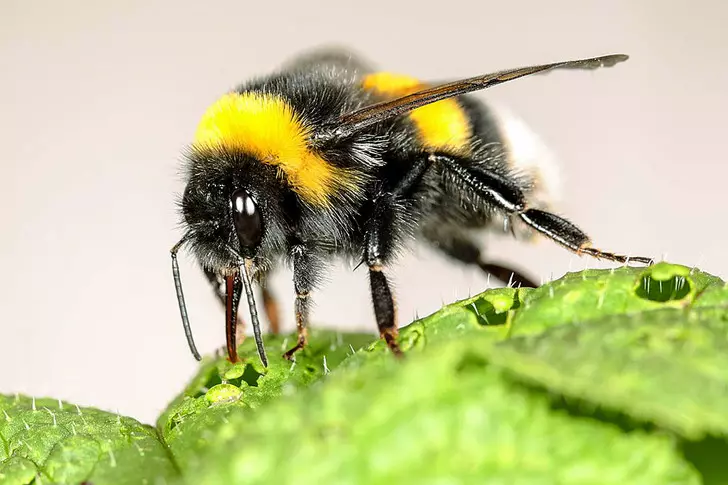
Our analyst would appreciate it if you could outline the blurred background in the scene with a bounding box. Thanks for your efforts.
[1,0,725,424]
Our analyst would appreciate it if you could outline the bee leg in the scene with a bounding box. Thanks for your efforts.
[365,155,435,356]
[368,264,402,357]
[283,246,322,360]
[422,228,538,288]
[434,154,653,266]
[206,265,283,346]
[258,271,281,335]
[518,209,653,265]
[477,262,538,288]
[225,272,243,363]
[365,206,401,355]
[261,287,281,334]
[203,268,246,350]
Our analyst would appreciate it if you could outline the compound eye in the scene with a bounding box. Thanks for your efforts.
[231,189,263,252]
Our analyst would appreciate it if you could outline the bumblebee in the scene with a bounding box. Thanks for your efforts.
[171,48,653,367]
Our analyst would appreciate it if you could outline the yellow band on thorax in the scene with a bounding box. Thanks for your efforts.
[192,92,358,206]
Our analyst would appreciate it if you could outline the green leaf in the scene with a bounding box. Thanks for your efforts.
[159,264,728,484]
[510,262,724,336]
[474,263,728,440]
[0,395,179,485]
[157,329,374,477]
[172,335,699,485]
[6,263,727,484]
[488,306,728,440]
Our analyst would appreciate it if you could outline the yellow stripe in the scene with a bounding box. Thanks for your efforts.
[362,72,472,154]
[192,92,359,206]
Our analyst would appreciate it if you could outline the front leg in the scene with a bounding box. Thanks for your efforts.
[203,268,246,359]
[283,245,324,360]
[225,271,243,362]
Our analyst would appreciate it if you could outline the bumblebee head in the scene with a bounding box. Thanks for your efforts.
[180,148,290,273]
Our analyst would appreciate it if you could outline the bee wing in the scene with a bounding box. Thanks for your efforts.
[331,54,628,139]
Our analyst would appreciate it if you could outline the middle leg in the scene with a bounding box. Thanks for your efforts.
[363,155,435,356]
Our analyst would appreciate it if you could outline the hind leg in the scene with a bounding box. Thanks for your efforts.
[432,153,652,268]
[422,226,539,288]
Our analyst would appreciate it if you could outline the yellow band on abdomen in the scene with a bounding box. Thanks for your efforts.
[362,72,472,155]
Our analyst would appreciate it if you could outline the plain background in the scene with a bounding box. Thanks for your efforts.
[1,0,725,425]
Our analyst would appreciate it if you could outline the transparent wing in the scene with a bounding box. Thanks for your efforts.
[332,54,628,138]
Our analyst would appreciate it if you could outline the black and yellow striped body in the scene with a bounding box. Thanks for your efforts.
[175,48,651,367]
[181,50,533,272]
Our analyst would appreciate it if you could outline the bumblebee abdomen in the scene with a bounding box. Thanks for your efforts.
[361,72,473,155]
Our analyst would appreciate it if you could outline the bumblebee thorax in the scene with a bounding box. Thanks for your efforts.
[191,91,362,208]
